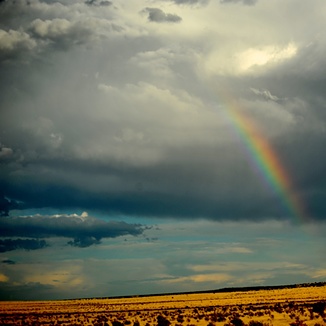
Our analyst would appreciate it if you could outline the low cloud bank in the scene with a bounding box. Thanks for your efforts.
[0,238,48,252]
[0,213,145,248]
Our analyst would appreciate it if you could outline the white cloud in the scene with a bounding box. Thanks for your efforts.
[50,133,63,148]
[250,88,279,101]
[129,47,176,79]
[0,29,36,58]
[97,83,117,93]
[202,43,297,76]
[0,147,13,160]
[30,18,71,38]
[238,43,297,73]
[310,269,326,279]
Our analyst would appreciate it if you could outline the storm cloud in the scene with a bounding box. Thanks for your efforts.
[142,8,182,23]
[1,0,326,224]
[0,194,21,217]
[1,259,16,265]
[0,213,145,248]
[171,0,210,5]
[85,0,112,6]
[220,0,258,5]
[0,239,48,253]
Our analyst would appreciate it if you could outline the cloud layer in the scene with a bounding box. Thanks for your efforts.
[0,219,325,300]
[0,212,144,248]
[1,0,326,225]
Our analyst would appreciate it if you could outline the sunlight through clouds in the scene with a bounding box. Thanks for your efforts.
[238,43,298,73]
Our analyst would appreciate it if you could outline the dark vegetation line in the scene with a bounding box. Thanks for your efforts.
[76,281,326,301]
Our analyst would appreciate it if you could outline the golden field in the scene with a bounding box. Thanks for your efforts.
[0,285,325,326]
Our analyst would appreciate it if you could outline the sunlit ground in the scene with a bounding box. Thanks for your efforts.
[0,284,325,326]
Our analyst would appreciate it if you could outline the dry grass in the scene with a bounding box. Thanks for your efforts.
[0,285,325,326]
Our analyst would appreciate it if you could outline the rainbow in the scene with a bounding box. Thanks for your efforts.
[219,93,306,223]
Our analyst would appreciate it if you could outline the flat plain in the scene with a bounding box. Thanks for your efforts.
[0,284,325,326]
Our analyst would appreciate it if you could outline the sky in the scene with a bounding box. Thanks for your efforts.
[0,0,326,301]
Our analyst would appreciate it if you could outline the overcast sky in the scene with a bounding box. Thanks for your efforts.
[0,0,326,300]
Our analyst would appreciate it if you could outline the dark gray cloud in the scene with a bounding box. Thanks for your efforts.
[1,259,15,265]
[220,0,257,5]
[0,214,145,248]
[0,194,22,217]
[0,238,48,253]
[142,8,182,23]
[0,195,10,217]
[172,0,209,5]
[85,0,112,6]
[67,236,100,248]
[2,136,325,222]
[0,0,326,225]
[0,0,118,60]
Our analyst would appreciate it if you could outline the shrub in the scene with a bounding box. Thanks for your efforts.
[289,321,307,326]
[274,303,283,313]
[112,320,124,326]
[217,315,226,322]
[157,315,170,326]
[249,321,264,326]
[230,317,244,326]
[177,315,184,323]
[312,302,326,317]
